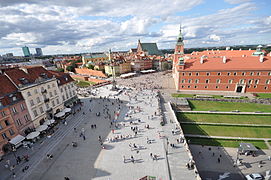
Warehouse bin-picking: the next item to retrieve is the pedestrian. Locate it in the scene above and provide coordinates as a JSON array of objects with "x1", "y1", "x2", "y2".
[
  {"x1": 212, "y1": 152, "x2": 215, "y2": 156},
  {"x1": 123, "y1": 156, "x2": 126, "y2": 163},
  {"x1": 218, "y1": 158, "x2": 220, "y2": 163},
  {"x1": 83, "y1": 135, "x2": 86, "y2": 140},
  {"x1": 74, "y1": 128, "x2": 77, "y2": 132},
  {"x1": 12, "y1": 172, "x2": 16, "y2": 178}
]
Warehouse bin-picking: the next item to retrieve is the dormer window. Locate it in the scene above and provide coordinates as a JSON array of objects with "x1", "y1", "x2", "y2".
[
  {"x1": 12, "y1": 96, "x2": 17, "y2": 101},
  {"x1": 19, "y1": 77, "x2": 29, "y2": 84},
  {"x1": 40, "y1": 73, "x2": 48, "y2": 79}
]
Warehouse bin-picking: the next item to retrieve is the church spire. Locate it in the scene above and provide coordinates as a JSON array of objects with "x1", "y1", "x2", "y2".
[{"x1": 177, "y1": 24, "x2": 184, "y2": 45}]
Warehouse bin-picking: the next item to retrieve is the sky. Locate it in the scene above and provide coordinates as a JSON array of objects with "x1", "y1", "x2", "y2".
[{"x1": 0, "y1": 0, "x2": 270, "y2": 56}]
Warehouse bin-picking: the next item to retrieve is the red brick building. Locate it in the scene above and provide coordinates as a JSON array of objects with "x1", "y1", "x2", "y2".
[{"x1": 173, "y1": 27, "x2": 271, "y2": 93}]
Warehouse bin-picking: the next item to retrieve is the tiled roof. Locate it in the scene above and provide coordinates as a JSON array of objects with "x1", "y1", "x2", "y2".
[
  {"x1": 4, "y1": 68, "x2": 35, "y2": 86},
  {"x1": 187, "y1": 50, "x2": 262, "y2": 58},
  {"x1": 25, "y1": 66, "x2": 53, "y2": 79},
  {"x1": 75, "y1": 68, "x2": 107, "y2": 78},
  {"x1": 140, "y1": 43, "x2": 163, "y2": 56},
  {"x1": 48, "y1": 70, "x2": 74, "y2": 85},
  {"x1": 0, "y1": 75, "x2": 17, "y2": 96},
  {"x1": 182, "y1": 56, "x2": 271, "y2": 71}
]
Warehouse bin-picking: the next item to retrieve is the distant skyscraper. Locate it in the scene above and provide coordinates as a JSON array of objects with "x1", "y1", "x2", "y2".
[
  {"x1": 35, "y1": 48, "x2": 43, "y2": 56},
  {"x1": 22, "y1": 46, "x2": 31, "y2": 57}
]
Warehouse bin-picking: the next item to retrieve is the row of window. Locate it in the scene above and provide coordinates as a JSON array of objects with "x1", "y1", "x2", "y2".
[
  {"x1": 181, "y1": 85, "x2": 268, "y2": 90},
  {"x1": 62, "y1": 90, "x2": 75, "y2": 101},
  {"x1": 0, "y1": 104, "x2": 26, "y2": 117},
  {"x1": 16, "y1": 115, "x2": 30, "y2": 126},
  {"x1": 1, "y1": 128, "x2": 15, "y2": 140},
  {"x1": 33, "y1": 99, "x2": 60, "y2": 117},
  {"x1": 181, "y1": 79, "x2": 271, "y2": 84},
  {"x1": 28, "y1": 88, "x2": 58, "y2": 97},
  {"x1": 182, "y1": 72, "x2": 271, "y2": 76}
]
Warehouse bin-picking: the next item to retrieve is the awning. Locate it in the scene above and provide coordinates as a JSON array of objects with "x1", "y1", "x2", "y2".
[
  {"x1": 44, "y1": 119, "x2": 55, "y2": 126},
  {"x1": 36, "y1": 125, "x2": 48, "y2": 132},
  {"x1": 55, "y1": 111, "x2": 65, "y2": 118},
  {"x1": 9, "y1": 135, "x2": 25, "y2": 146},
  {"x1": 63, "y1": 108, "x2": 72, "y2": 113},
  {"x1": 26, "y1": 131, "x2": 40, "y2": 140}
]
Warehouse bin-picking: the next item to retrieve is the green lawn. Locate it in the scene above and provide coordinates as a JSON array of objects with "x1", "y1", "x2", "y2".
[
  {"x1": 182, "y1": 124, "x2": 271, "y2": 138},
  {"x1": 186, "y1": 137, "x2": 268, "y2": 149},
  {"x1": 172, "y1": 94, "x2": 194, "y2": 98},
  {"x1": 256, "y1": 93, "x2": 271, "y2": 99},
  {"x1": 177, "y1": 113, "x2": 271, "y2": 125},
  {"x1": 189, "y1": 100, "x2": 271, "y2": 112},
  {"x1": 75, "y1": 80, "x2": 95, "y2": 87}
]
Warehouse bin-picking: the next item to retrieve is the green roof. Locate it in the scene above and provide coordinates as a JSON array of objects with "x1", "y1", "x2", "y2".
[{"x1": 141, "y1": 43, "x2": 163, "y2": 56}]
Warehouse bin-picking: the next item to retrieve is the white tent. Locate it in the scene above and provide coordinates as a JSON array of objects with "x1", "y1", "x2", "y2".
[
  {"x1": 63, "y1": 108, "x2": 72, "y2": 113},
  {"x1": 26, "y1": 131, "x2": 40, "y2": 140},
  {"x1": 44, "y1": 119, "x2": 55, "y2": 126},
  {"x1": 36, "y1": 125, "x2": 48, "y2": 132},
  {"x1": 55, "y1": 111, "x2": 65, "y2": 118},
  {"x1": 9, "y1": 135, "x2": 25, "y2": 147}
]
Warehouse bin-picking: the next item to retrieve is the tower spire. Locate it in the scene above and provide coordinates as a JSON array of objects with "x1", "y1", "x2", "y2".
[{"x1": 177, "y1": 24, "x2": 184, "y2": 45}]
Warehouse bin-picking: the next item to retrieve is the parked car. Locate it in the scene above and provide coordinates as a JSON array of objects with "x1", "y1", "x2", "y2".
[{"x1": 245, "y1": 173, "x2": 263, "y2": 180}]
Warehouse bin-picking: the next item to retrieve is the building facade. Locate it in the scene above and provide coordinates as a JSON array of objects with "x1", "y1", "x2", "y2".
[
  {"x1": 22, "y1": 46, "x2": 31, "y2": 57},
  {"x1": 0, "y1": 75, "x2": 33, "y2": 156},
  {"x1": 172, "y1": 27, "x2": 271, "y2": 93},
  {"x1": 4, "y1": 67, "x2": 64, "y2": 127},
  {"x1": 82, "y1": 54, "x2": 108, "y2": 65},
  {"x1": 49, "y1": 71, "x2": 78, "y2": 107}
]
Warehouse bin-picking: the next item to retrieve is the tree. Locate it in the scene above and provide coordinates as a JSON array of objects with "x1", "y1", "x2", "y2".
[
  {"x1": 66, "y1": 66, "x2": 75, "y2": 72},
  {"x1": 163, "y1": 63, "x2": 169, "y2": 70},
  {"x1": 56, "y1": 68, "x2": 64, "y2": 72},
  {"x1": 87, "y1": 64, "x2": 94, "y2": 70}
]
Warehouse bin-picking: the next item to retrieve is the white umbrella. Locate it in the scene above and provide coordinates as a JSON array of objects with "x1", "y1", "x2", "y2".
[
  {"x1": 44, "y1": 119, "x2": 55, "y2": 126},
  {"x1": 26, "y1": 131, "x2": 40, "y2": 140},
  {"x1": 63, "y1": 108, "x2": 72, "y2": 113},
  {"x1": 36, "y1": 125, "x2": 48, "y2": 132},
  {"x1": 55, "y1": 111, "x2": 65, "y2": 118}
]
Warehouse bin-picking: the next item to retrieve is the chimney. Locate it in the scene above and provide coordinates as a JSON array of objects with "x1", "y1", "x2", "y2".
[
  {"x1": 222, "y1": 56, "x2": 227, "y2": 63},
  {"x1": 259, "y1": 55, "x2": 264, "y2": 63},
  {"x1": 200, "y1": 56, "x2": 204, "y2": 64},
  {"x1": 249, "y1": 48, "x2": 251, "y2": 51},
  {"x1": 231, "y1": 49, "x2": 233, "y2": 51},
  {"x1": 239, "y1": 48, "x2": 242, "y2": 51}
]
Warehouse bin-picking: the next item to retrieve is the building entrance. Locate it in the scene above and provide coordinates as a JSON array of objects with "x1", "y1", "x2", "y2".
[{"x1": 236, "y1": 86, "x2": 243, "y2": 93}]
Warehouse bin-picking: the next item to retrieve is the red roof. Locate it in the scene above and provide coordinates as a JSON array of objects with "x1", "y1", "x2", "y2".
[
  {"x1": 182, "y1": 56, "x2": 271, "y2": 71},
  {"x1": 48, "y1": 70, "x2": 74, "y2": 85},
  {"x1": 75, "y1": 68, "x2": 107, "y2": 78},
  {"x1": 4, "y1": 68, "x2": 35, "y2": 86},
  {"x1": 0, "y1": 75, "x2": 17, "y2": 96}
]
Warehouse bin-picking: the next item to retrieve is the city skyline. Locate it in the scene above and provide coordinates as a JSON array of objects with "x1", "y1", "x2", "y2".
[{"x1": 0, "y1": 0, "x2": 270, "y2": 56}]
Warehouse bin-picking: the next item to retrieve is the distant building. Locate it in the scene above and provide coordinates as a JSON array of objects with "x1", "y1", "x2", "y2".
[
  {"x1": 22, "y1": 46, "x2": 31, "y2": 57},
  {"x1": 82, "y1": 54, "x2": 108, "y2": 65},
  {"x1": 137, "y1": 40, "x2": 163, "y2": 56},
  {"x1": 5, "y1": 53, "x2": 13, "y2": 57},
  {"x1": 35, "y1": 48, "x2": 43, "y2": 56}
]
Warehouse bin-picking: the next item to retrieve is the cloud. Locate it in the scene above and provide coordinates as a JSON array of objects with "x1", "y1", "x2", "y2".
[
  {"x1": 0, "y1": 0, "x2": 270, "y2": 55},
  {"x1": 224, "y1": 0, "x2": 251, "y2": 4},
  {"x1": 209, "y1": 34, "x2": 221, "y2": 41}
]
